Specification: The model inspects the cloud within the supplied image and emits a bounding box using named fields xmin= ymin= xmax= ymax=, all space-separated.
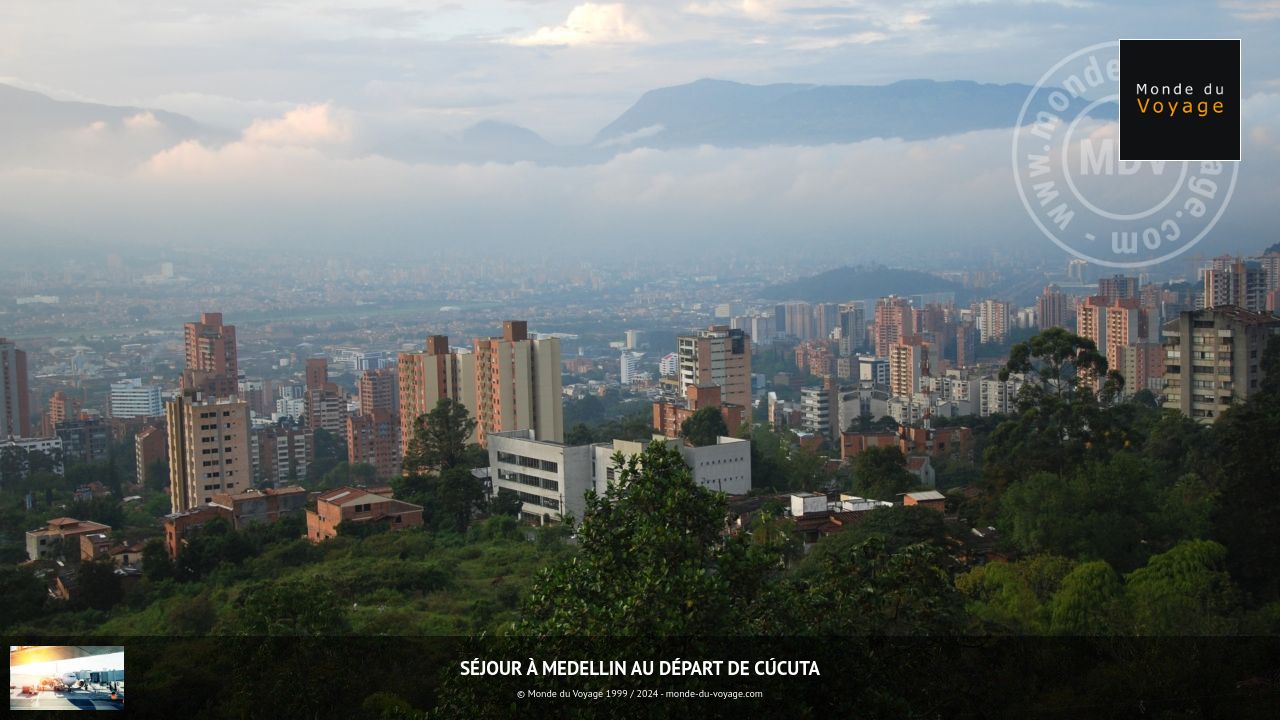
xmin=595 ymin=123 xmax=665 ymax=148
xmin=241 ymin=103 xmax=351 ymax=147
xmin=509 ymin=3 xmax=650 ymax=47
xmin=123 ymin=111 xmax=162 ymax=130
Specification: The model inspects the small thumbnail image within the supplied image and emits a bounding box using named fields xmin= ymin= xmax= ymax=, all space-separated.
xmin=10 ymin=646 xmax=124 ymax=711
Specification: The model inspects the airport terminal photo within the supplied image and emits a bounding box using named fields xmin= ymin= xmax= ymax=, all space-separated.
xmin=10 ymin=646 xmax=124 ymax=711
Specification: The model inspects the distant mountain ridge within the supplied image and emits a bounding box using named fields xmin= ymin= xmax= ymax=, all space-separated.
xmin=593 ymin=78 xmax=1108 ymax=151
xmin=0 ymin=77 xmax=1115 ymax=167
xmin=761 ymin=266 xmax=962 ymax=304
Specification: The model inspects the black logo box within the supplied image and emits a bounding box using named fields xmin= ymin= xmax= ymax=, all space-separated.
xmin=1119 ymin=39 xmax=1241 ymax=161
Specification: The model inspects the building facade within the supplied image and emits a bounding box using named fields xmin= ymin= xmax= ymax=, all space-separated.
xmin=166 ymin=392 xmax=252 ymax=513
xmin=1161 ymin=306 xmax=1280 ymax=422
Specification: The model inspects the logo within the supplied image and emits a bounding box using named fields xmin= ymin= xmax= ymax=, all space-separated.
xmin=1013 ymin=41 xmax=1238 ymax=268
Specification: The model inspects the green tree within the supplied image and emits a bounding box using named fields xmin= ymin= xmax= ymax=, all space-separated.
xmin=956 ymin=555 xmax=1075 ymax=633
xmin=0 ymin=565 xmax=48 ymax=627
xmin=1207 ymin=335 xmax=1280 ymax=601
xmin=402 ymin=399 xmax=477 ymax=474
xmin=515 ymin=441 xmax=768 ymax=635
xmin=229 ymin=580 xmax=351 ymax=635
xmin=168 ymin=591 xmax=218 ymax=635
xmin=680 ymin=405 xmax=728 ymax=447
xmin=487 ymin=488 xmax=523 ymax=518
xmin=77 ymin=559 xmax=124 ymax=611
xmin=851 ymin=446 xmax=917 ymax=500
xmin=142 ymin=538 xmax=174 ymax=581
xmin=1048 ymin=560 xmax=1123 ymax=635
xmin=1125 ymin=539 xmax=1239 ymax=635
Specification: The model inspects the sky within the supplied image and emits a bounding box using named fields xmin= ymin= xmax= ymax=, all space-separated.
xmin=1 ymin=1 xmax=1278 ymax=266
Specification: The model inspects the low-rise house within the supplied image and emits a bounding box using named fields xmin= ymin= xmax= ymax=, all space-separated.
xmin=306 ymin=486 xmax=423 ymax=542
xmin=26 ymin=517 xmax=111 ymax=562
xmin=904 ymin=490 xmax=946 ymax=512
xmin=906 ymin=455 xmax=936 ymax=488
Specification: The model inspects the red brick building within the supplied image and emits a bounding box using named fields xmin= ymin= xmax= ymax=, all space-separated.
xmin=306 ymin=486 xmax=423 ymax=542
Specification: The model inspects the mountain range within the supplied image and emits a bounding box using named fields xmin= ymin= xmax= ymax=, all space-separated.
xmin=0 ymin=78 xmax=1114 ymax=167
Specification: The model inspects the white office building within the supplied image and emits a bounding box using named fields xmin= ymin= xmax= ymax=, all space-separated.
xmin=109 ymin=378 xmax=164 ymax=418
xmin=593 ymin=436 xmax=751 ymax=496
xmin=488 ymin=429 xmax=594 ymax=525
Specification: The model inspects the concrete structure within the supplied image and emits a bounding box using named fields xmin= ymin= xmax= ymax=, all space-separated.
xmin=163 ymin=505 xmax=231 ymax=560
xmin=488 ymin=429 xmax=594 ymax=524
xmin=955 ymin=321 xmax=978 ymax=368
xmin=652 ymin=383 xmax=746 ymax=440
xmin=620 ymin=350 xmax=642 ymax=385
xmin=889 ymin=336 xmax=931 ymax=399
xmin=210 ymin=485 xmax=307 ymax=527
xmin=166 ymin=392 xmax=252 ymax=513
xmin=677 ymin=325 xmax=752 ymax=409
xmin=182 ymin=312 xmax=238 ymax=397
xmin=302 ymin=357 xmax=348 ymax=435
xmin=55 ymin=418 xmax=111 ymax=467
xmin=398 ymin=335 xmax=475 ymax=453
xmin=838 ymin=302 xmax=867 ymax=351
xmin=0 ymin=435 xmax=64 ymax=480
xmin=1098 ymin=274 xmax=1140 ymax=302
xmin=904 ymin=490 xmax=946 ymax=512
xmin=43 ymin=390 xmax=78 ymax=436
xmin=592 ymin=435 xmax=751 ymax=496
xmin=358 ymin=367 xmax=399 ymax=415
xmin=0 ymin=337 xmax=31 ymax=438
xmin=1162 ymin=306 xmax=1280 ymax=423
xmin=306 ymin=486 xmax=423 ymax=542
xmin=346 ymin=409 xmax=402 ymax=480
xmin=26 ymin=517 xmax=111 ymax=561
xmin=905 ymin=456 xmax=936 ymax=488
xmin=1037 ymin=285 xmax=1071 ymax=330
xmin=873 ymin=296 xmax=914 ymax=358
xmin=472 ymin=321 xmax=564 ymax=446
xmin=135 ymin=424 xmax=167 ymax=486
xmin=978 ymin=299 xmax=1011 ymax=343
xmin=250 ymin=425 xmax=313 ymax=486
xmin=1204 ymin=258 xmax=1268 ymax=313
xmin=108 ymin=378 xmax=163 ymax=419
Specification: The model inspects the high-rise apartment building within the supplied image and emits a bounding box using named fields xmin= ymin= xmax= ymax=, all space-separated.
xmin=1162 ymin=306 xmax=1280 ymax=423
xmin=955 ymin=321 xmax=978 ymax=368
xmin=0 ymin=338 xmax=31 ymax=438
xmin=873 ymin=296 xmax=914 ymax=358
xmin=778 ymin=302 xmax=814 ymax=341
xmin=1076 ymin=295 xmax=1110 ymax=352
xmin=135 ymin=423 xmax=167 ymax=487
xmin=43 ymin=390 xmax=78 ymax=436
xmin=182 ymin=313 xmax=238 ymax=397
xmin=302 ymin=357 xmax=348 ymax=435
xmin=398 ymin=335 xmax=475 ymax=453
xmin=167 ymin=392 xmax=252 ymax=513
xmin=1037 ymin=285 xmax=1070 ymax=330
xmin=472 ymin=321 xmax=564 ymax=446
xmin=250 ymin=425 xmax=313 ymax=487
xmin=677 ymin=325 xmax=752 ymax=409
xmin=838 ymin=302 xmax=866 ymax=350
xmin=357 ymin=367 xmax=399 ymax=416
xmin=814 ymin=303 xmax=839 ymax=340
xmin=109 ymin=378 xmax=164 ymax=418
xmin=346 ymin=409 xmax=401 ymax=480
xmin=978 ymin=299 xmax=1011 ymax=343
xmin=1098 ymin=274 xmax=1140 ymax=302
xmin=620 ymin=350 xmax=642 ymax=385
xmin=398 ymin=322 xmax=562 ymax=452
xmin=1204 ymin=258 xmax=1268 ymax=313
xmin=889 ymin=336 xmax=931 ymax=399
